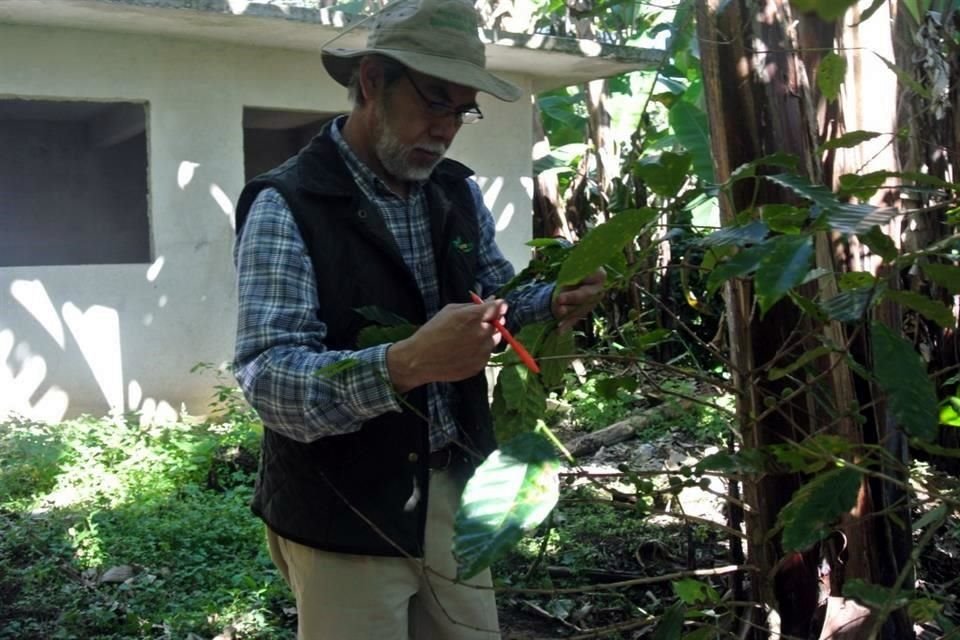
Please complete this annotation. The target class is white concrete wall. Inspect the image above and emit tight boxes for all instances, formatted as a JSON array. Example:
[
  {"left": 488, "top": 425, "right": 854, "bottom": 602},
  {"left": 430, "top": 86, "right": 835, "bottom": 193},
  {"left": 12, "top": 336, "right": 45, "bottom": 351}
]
[{"left": 0, "top": 23, "right": 534, "bottom": 422}]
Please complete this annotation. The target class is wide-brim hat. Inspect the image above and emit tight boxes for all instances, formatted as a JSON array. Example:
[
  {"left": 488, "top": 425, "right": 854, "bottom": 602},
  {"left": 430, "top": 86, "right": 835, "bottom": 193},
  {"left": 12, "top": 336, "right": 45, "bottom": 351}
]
[{"left": 321, "top": 0, "right": 522, "bottom": 102}]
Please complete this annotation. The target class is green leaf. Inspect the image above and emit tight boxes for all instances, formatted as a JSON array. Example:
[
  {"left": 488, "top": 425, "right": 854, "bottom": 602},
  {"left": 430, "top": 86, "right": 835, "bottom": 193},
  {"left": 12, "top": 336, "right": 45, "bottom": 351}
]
[
  {"left": 761, "top": 204, "right": 810, "bottom": 234},
  {"left": 820, "top": 287, "right": 881, "bottom": 322},
  {"left": 922, "top": 263, "right": 960, "bottom": 294},
  {"left": 354, "top": 306, "right": 411, "bottom": 327},
  {"left": 843, "top": 579, "right": 909, "bottom": 610},
  {"left": 539, "top": 329, "right": 575, "bottom": 389},
  {"left": 706, "top": 244, "right": 766, "bottom": 295},
  {"left": 453, "top": 432, "right": 560, "bottom": 580},
  {"left": 700, "top": 221, "right": 769, "bottom": 247},
  {"left": 669, "top": 101, "right": 715, "bottom": 183},
  {"left": 769, "top": 345, "right": 833, "bottom": 381},
  {"left": 818, "top": 130, "right": 881, "bottom": 153},
  {"left": 596, "top": 376, "right": 638, "bottom": 399},
  {"left": 875, "top": 53, "right": 933, "bottom": 100},
  {"left": 882, "top": 290, "right": 956, "bottom": 329},
  {"left": 765, "top": 173, "right": 895, "bottom": 234},
  {"left": 356, "top": 324, "right": 418, "bottom": 348},
  {"left": 652, "top": 603, "right": 686, "bottom": 640},
  {"left": 674, "top": 579, "right": 720, "bottom": 605},
  {"left": 632, "top": 328, "right": 673, "bottom": 353},
  {"left": 838, "top": 171, "right": 890, "bottom": 201},
  {"left": 695, "top": 450, "right": 768, "bottom": 474},
  {"left": 838, "top": 273, "right": 876, "bottom": 291},
  {"left": 726, "top": 152, "right": 799, "bottom": 185},
  {"left": 634, "top": 151, "right": 692, "bottom": 197},
  {"left": 492, "top": 367, "right": 547, "bottom": 441},
  {"left": 791, "top": 0, "right": 859, "bottom": 20},
  {"left": 908, "top": 598, "right": 943, "bottom": 624},
  {"left": 902, "top": 0, "right": 921, "bottom": 24},
  {"left": 754, "top": 235, "right": 814, "bottom": 313},
  {"left": 871, "top": 321, "right": 938, "bottom": 441},
  {"left": 939, "top": 403, "right": 960, "bottom": 426},
  {"left": 533, "top": 143, "right": 587, "bottom": 177},
  {"left": 860, "top": 225, "right": 898, "bottom": 262},
  {"left": 817, "top": 52, "right": 847, "bottom": 102},
  {"left": 853, "top": 0, "right": 888, "bottom": 26},
  {"left": 777, "top": 466, "right": 862, "bottom": 552},
  {"left": 556, "top": 208, "right": 658, "bottom": 287},
  {"left": 912, "top": 504, "right": 947, "bottom": 532}
]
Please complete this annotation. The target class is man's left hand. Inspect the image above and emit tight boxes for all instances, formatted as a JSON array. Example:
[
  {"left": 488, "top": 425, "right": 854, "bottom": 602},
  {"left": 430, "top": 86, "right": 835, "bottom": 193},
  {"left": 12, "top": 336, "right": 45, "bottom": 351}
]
[{"left": 551, "top": 268, "right": 606, "bottom": 332}]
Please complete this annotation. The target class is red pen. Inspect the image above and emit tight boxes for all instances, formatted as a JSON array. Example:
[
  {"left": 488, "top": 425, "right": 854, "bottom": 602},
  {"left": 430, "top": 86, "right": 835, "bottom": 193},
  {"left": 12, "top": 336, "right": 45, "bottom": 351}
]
[{"left": 469, "top": 291, "right": 541, "bottom": 374}]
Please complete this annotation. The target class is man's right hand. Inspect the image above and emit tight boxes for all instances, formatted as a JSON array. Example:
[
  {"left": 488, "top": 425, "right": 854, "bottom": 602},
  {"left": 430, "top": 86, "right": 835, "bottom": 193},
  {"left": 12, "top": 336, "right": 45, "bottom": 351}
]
[{"left": 386, "top": 300, "right": 506, "bottom": 393}]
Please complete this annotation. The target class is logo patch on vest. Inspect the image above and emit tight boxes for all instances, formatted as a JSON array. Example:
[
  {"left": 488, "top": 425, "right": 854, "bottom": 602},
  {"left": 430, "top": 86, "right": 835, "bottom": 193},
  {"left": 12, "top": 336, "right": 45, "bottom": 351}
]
[{"left": 451, "top": 236, "right": 473, "bottom": 254}]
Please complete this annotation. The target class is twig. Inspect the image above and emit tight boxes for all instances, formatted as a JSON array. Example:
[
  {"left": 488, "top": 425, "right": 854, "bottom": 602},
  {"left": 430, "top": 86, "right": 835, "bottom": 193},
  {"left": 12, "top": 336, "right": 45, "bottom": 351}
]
[{"left": 498, "top": 564, "right": 755, "bottom": 595}]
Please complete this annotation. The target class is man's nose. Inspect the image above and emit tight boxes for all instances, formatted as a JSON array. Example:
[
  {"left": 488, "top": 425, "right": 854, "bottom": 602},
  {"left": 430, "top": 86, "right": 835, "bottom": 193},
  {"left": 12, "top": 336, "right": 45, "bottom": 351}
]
[{"left": 429, "top": 115, "right": 460, "bottom": 143}]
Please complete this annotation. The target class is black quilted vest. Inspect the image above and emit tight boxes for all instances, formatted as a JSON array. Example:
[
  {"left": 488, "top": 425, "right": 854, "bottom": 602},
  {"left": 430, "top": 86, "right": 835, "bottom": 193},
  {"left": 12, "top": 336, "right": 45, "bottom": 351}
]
[{"left": 235, "top": 125, "right": 496, "bottom": 556}]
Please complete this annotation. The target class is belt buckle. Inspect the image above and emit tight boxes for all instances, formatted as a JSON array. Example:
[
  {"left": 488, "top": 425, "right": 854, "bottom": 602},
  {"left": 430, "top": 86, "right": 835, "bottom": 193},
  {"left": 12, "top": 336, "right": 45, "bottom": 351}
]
[{"left": 430, "top": 445, "right": 454, "bottom": 470}]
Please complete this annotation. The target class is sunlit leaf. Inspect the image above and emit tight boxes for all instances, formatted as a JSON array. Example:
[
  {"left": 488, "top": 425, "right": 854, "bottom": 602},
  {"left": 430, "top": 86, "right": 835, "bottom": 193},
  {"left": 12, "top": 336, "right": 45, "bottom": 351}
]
[
  {"left": 755, "top": 235, "right": 814, "bottom": 313},
  {"left": 939, "top": 403, "right": 960, "bottom": 427},
  {"left": 882, "top": 289, "right": 956, "bottom": 329},
  {"left": 556, "top": 208, "right": 658, "bottom": 287},
  {"left": 816, "top": 52, "right": 847, "bottom": 102},
  {"left": 778, "top": 466, "right": 862, "bottom": 552},
  {"left": 454, "top": 432, "right": 560, "bottom": 580},
  {"left": 872, "top": 321, "right": 938, "bottom": 441}
]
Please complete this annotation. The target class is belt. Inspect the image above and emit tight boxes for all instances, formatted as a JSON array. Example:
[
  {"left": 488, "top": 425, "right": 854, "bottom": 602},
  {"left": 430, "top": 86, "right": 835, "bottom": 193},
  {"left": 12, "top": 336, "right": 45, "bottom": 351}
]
[{"left": 428, "top": 444, "right": 461, "bottom": 470}]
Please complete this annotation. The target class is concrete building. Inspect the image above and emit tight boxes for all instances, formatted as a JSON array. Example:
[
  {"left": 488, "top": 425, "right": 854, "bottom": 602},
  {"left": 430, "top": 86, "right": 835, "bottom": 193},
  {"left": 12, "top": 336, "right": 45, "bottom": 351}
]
[{"left": 0, "top": 0, "right": 657, "bottom": 422}]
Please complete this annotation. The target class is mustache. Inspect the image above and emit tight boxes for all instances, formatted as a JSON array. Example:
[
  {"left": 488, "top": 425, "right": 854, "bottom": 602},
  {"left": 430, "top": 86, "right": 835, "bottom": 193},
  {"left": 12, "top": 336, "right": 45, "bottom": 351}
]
[{"left": 413, "top": 142, "right": 447, "bottom": 155}]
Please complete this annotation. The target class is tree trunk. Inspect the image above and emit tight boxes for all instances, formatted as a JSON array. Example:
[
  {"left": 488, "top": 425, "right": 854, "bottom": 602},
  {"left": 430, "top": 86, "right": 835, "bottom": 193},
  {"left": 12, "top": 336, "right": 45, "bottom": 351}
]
[{"left": 696, "top": 1, "right": 916, "bottom": 637}]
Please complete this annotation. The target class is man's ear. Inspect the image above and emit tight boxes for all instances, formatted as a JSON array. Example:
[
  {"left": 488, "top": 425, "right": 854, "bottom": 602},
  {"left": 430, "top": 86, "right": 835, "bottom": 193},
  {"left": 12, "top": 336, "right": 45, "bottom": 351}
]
[{"left": 358, "top": 58, "right": 381, "bottom": 103}]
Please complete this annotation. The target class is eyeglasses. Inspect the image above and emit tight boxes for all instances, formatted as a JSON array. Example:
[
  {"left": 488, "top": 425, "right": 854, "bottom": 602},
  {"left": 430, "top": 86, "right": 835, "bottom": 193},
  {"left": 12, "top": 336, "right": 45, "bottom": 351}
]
[{"left": 403, "top": 70, "right": 484, "bottom": 125}]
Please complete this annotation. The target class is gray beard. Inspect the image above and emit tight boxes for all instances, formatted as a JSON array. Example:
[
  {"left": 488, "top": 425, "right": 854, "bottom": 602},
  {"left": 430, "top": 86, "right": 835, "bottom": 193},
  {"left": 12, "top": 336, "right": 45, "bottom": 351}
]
[{"left": 373, "top": 100, "right": 446, "bottom": 183}]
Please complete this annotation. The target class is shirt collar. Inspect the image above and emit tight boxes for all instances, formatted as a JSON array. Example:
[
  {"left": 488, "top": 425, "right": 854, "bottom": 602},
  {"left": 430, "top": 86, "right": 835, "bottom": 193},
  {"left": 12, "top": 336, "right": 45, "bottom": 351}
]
[{"left": 329, "top": 115, "right": 423, "bottom": 199}]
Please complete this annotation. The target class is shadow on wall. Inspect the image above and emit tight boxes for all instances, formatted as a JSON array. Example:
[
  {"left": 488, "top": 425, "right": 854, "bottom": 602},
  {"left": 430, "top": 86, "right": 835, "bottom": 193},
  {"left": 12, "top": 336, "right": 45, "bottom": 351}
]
[{"left": 0, "top": 159, "right": 237, "bottom": 425}]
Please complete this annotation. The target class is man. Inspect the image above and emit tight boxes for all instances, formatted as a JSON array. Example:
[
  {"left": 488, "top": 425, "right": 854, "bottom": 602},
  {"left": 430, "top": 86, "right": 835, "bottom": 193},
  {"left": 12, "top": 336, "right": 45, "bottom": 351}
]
[{"left": 232, "top": 0, "right": 604, "bottom": 637}]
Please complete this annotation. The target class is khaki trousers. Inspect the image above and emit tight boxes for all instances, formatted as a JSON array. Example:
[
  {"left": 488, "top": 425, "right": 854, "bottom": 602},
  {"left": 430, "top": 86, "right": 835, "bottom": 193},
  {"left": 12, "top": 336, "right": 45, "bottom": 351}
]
[{"left": 266, "top": 469, "right": 501, "bottom": 640}]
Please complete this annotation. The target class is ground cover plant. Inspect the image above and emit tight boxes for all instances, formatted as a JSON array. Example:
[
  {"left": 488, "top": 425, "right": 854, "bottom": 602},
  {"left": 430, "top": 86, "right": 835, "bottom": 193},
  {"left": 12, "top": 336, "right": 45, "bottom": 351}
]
[{"left": 0, "top": 387, "right": 295, "bottom": 640}]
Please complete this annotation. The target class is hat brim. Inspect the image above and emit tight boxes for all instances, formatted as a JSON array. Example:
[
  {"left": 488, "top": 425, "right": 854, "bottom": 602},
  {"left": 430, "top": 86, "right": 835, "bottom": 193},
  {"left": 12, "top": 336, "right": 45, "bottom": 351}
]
[{"left": 322, "top": 47, "right": 523, "bottom": 102}]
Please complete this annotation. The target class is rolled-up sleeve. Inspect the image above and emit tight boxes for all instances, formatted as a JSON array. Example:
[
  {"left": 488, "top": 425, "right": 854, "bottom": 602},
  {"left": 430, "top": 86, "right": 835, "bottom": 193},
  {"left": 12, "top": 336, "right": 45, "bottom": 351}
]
[{"left": 233, "top": 188, "right": 401, "bottom": 443}]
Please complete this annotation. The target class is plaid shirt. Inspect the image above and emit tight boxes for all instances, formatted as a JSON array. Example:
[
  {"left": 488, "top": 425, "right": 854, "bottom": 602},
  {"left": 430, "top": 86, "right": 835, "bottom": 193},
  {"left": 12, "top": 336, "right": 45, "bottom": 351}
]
[{"left": 234, "top": 117, "right": 554, "bottom": 448}]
